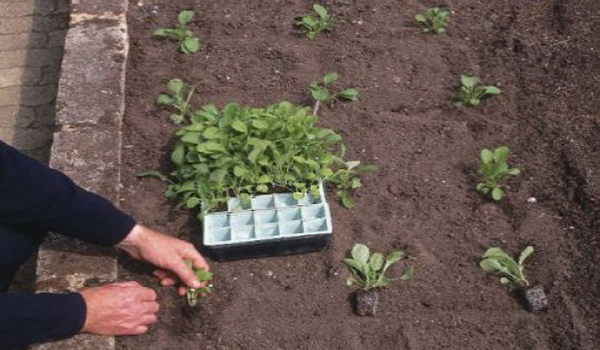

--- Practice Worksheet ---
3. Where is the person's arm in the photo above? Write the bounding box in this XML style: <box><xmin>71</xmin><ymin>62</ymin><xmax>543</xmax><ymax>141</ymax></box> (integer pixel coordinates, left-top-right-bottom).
<box><xmin>0</xmin><ymin>141</ymin><xmax>135</xmax><ymax>245</ymax></box>
<box><xmin>0</xmin><ymin>292</ymin><xmax>86</xmax><ymax>348</ymax></box>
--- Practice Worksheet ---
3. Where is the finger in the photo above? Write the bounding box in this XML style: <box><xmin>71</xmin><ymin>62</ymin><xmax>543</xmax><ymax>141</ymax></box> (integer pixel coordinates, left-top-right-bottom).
<box><xmin>133</xmin><ymin>325</ymin><xmax>148</xmax><ymax>335</ymax></box>
<box><xmin>144</xmin><ymin>301</ymin><xmax>160</xmax><ymax>314</ymax></box>
<box><xmin>141</xmin><ymin>314</ymin><xmax>158</xmax><ymax>325</ymax></box>
<box><xmin>114</xmin><ymin>281</ymin><xmax>140</xmax><ymax>288</ymax></box>
<box><xmin>178</xmin><ymin>286</ymin><xmax>187</xmax><ymax>296</ymax></box>
<box><xmin>135</xmin><ymin>287</ymin><xmax>157</xmax><ymax>301</ymax></box>
<box><xmin>160</xmin><ymin>278</ymin><xmax>176</xmax><ymax>286</ymax></box>
<box><xmin>182</xmin><ymin>247</ymin><xmax>210</xmax><ymax>272</ymax></box>
<box><xmin>167</xmin><ymin>259</ymin><xmax>201</xmax><ymax>289</ymax></box>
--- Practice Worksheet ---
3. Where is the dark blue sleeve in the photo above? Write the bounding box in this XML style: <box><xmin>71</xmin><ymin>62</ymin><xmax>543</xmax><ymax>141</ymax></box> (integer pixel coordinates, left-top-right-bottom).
<box><xmin>0</xmin><ymin>141</ymin><xmax>136</xmax><ymax>246</ymax></box>
<box><xmin>0</xmin><ymin>292</ymin><xmax>86</xmax><ymax>347</ymax></box>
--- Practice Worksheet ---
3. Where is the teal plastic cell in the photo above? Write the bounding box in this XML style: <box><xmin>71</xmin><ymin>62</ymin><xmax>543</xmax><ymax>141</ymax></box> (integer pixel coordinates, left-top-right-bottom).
<box><xmin>256</xmin><ymin>223</ymin><xmax>280</xmax><ymax>238</ymax></box>
<box><xmin>227</xmin><ymin>198</ymin><xmax>251</xmax><ymax>211</ymax></box>
<box><xmin>254</xmin><ymin>210</ymin><xmax>278</xmax><ymax>224</ymax></box>
<box><xmin>205</xmin><ymin>214</ymin><xmax>230</xmax><ymax>229</ymax></box>
<box><xmin>274</xmin><ymin>193</ymin><xmax>298</xmax><ymax>208</ymax></box>
<box><xmin>297</xmin><ymin>193</ymin><xmax>322</xmax><ymax>206</ymax></box>
<box><xmin>280</xmin><ymin>220</ymin><xmax>304</xmax><ymax>235</ymax></box>
<box><xmin>208</xmin><ymin>227</ymin><xmax>231</xmax><ymax>244</ymax></box>
<box><xmin>251</xmin><ymin>195</ymin><xmax>276</xmax><ymax>210</ymax></box>
<box><xmin>232</xmin><ymin>225</ymin><xmax>255</xmax><ymax>241</ymax></box>
<box><xmin>304</xmin><ymin>218</ymin><xmax>328</xmax><ymax>233</ymax></box>
<box><xmin>231</xmin><ymin>211</ymin><xmax>254</xmax><ymax>226</ymax></box>
<box><xmin>278</xmin><ymin>207</ymin><xmax>301</xmax><ymax>221</ymax></box>
<box><xmin>301</xmin><ymin>204</ymin><xmax>326</xmax><ymax>220</ymax></box>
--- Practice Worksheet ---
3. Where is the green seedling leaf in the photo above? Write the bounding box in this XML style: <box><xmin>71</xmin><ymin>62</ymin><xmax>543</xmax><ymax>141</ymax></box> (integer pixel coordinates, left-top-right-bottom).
<box><xmin>137</xmin><ymin>171</ymin><xmax>170</xmax><ymax>183</ymax></box>
<box><xmin>481</xmin><ymin>149</ymin><xmax>494</xmax><ymax>164</ymax></box>
<box><xmin>168</xmin><ymin>79</ymin><xmax>184</xmax><ymax>94</ymax></box>
<box><xmin>178</xmin><ymin>10</ymin><xmax>194</xmax><ymax>25</ymax></box>
<box><xmin>343</xmin><ymin>244</ymin><xmax>412</xmax><ymax>291</ymax></box>
<box><xmin>352</xmin><ymin>244</ymin><xmax>370</xmax><ymax>265</ymax></box>
<box><xmin>313</xmin><ymin>4</ymin><xmax>328</xmax><ymax>19</ymax></box>
<box><xmin>484</xmin><ymin>86</ymin><xmax>501</xmax><ymax>94</ymax></box>
<box><xmin>476</xmin><ymin>146</ymin><xmax>520</xmax><ymax>201</ymax></box>
<box><xmin>341</xmin><ymin>193</ymin><xmax>356</xmax><ymax>208</ymax></box>
<box><xmin>454</xmin><ymin>75</ymin><xmax>500</xmax><ymax>107</ymax></box>
<box><xmin>154</xmin><ymin>10</ymin><xmax>201</xmax><ymax>54</ymax></box>
<box><xmin>461</xmin><ymin>75</ymin><xmax>478</xmax><ymax>88</ymax></box>
<box><xmin>480</xmin><ymin>246</ymin><xmax>532</xmax><ymax>288</ymax></box>
<box><xmin>323</xmin><ymin>72</ymin><xmax>339</xmax><ymax>85</ymax></box>
<box><xmin>415</xmin><ymin>7</ymin><xmax>450</xmax><ymax>34</ymax></box>
<box><xmin>518</xmin><ymin>246</ymin><xmax>534</xmax><ymax>265</ymax></box>
<box><xmin>339</xmin><ymin>88</ymin><xmax>359</xmax><ymax>101</ymax></box>
<box><xmin>491</xmin><ymin>187</ymin><xmax>504</xmax><ymax>200</ymax></box>
<box><xmin>231</xmin><ymin>120</ymin><xmax>248</xmax><ymax>133</ymax></box>
<box><xmin>156</xmin><ymin>94</ymin><xmax>173</xmax><ymax>105</ymax></box>
<box><xmin>295</xmin><ymin>4</ymin><xmax>334</xmax><ymax>39</ymax></box>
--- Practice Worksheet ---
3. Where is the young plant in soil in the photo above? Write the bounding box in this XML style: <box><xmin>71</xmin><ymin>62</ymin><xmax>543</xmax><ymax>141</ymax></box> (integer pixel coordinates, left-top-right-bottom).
<box><xmin>295</xmin><ymin>4</ymin><xmax>334</xmax><ymax>39</ymax></box>
<box><xmin>343</xmin><ymin>244</ymin><xmax>413</xmax><ymax>316</ymax></box>
<box><xmin>414</xmin><ymin>7</ymin><xmax>451</xmax><ymax>34</ymax></box>
<box><xmin>153</xmin><ymin>10</ymin><xmax>200</xmax><ymax>54</ymax></box>
<box><xmin>309</xmin><ymin>72</ymin><xmax>358</xmax><ymax>115</ymax></box>
<box><xmin>453</xmin><ymin>75</ymin><xmax>501</xmax><ymax>107</ymax></box>
<box><xmin>480</xmin><ymin>246</ymin><xmax>547</xmax><ymax>311</ymax></box>
<box><xmin>184</xmin><ymin>261</ymin><xmax>213</xmax><ymax>307</ymax></box>
<box><xmin>140</xmin><ymin>79</ymin><xmax>375</xmax><ymax>214</ymax></box>
<box><xmin>476</xmin><ymin>146</ymin><xmax>520</xmax><ymax>201</ymax></box>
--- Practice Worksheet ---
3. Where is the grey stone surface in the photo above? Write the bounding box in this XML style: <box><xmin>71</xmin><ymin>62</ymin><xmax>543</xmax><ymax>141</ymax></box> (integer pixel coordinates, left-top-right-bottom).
<box><xmin>31</xmin><ymin>0</ymin><xmax>130</xmax><ymax>349</ymax></box>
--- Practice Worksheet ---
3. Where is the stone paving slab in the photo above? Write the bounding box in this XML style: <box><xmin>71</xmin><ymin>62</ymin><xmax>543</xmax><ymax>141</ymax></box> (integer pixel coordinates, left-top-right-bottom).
<box><xmin>31</xmin><ymin>0</ymin><xmax>130</xmax><ymax>349</ymax></box>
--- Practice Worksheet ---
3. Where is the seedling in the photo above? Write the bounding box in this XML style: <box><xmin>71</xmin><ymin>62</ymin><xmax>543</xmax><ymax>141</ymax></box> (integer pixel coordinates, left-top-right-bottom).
<box><xmin>476</xmin><ymin>146</ymin><xmax>520</xmax><ymax>201</ymax></box>
<box><xmin>480</xmin><ymin>246</ymin><xmax>547</xmax><ymax>311</ymax></box>
<box><xmin>343</xmin><ymin>244</ymin><xmax>413</xmax><ymax>316</ymax></box>
<box><xmin>184</xmin><ymin>261</ymin><xmax>213</xmax><ymax>307</ymax></box>
<box><xmin>453</xmin><ymin>75</ymin><xmax>501</xmax><ymax>107</ymax></box>
<box><xmin>414</xmin><ymin>7</ymin><xmax>451</xmax><ymax>34</ymax></box>
<box><xmin>141</xmin><ymin>79</ymin><xmax>375</xmax><ymax>213</ymax></box>
<box><xmin>309</xmin><ymin>72</ymin><xmax>358</xmax><ymax>114</ymax></box>
<box><xmin>295</xmin><ymin>4</ymin><xmax>334</xmax><ymax>39</ymax></box>
<box><xmin>153</xmin><ymin>10</ymin><xmax>200</xmax><ymax>54</ymax></box>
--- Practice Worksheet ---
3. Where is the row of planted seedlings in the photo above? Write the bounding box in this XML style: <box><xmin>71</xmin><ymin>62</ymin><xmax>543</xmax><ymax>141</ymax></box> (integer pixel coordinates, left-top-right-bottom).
<box><xmin>141</xmin><ymin>4</ymin><xmax>547</xmax><ymax>315</ymax></box>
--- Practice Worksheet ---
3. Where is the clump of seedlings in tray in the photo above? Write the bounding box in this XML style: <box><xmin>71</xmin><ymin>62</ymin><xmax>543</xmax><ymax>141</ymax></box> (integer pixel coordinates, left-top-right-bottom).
<box><xmin>343</xmin><ymin>244</ymin><xmax>413</xmax><ymax>316</ymax></box>
<box><xmin>295</xmin><ymin>4</ymin><xmax>334</xmax><ymax>39</ymax></box>
<box><xmin>476</xmin><ymin>146</ymin><xmax>520</xmax><ymax>201</ymax></box>
<box><xmin>184</xmin><ymin>261</ymin><xmax>213</xmax><ymax>307</ymax></box>
<box><xmin>480</xmin><ymin>246</ymin><xmax>547</xmax><ymax>311</ymax></box>
<box><xmin>153</xmin><ymin>10</ymin><xmax>200</xmax><ymax>54</ymax></box>
<box><xmin>140</xmin><ymin>79</ymin><xmax>375</xmax><ymax>214</ymax></box>
<box><xmin>453</xmin><ymin>75</ymin><xmax>501</xmax><ymax>107</ymax></box>
<box><xmin>309</xmin><ymin>72</ymin><xmax>359</xmax><ymax>115</ymax></box>
<box><xmin>414</xmin><ymin>7</ymin><xmax>451</xmax><ymax>34</ymax></box>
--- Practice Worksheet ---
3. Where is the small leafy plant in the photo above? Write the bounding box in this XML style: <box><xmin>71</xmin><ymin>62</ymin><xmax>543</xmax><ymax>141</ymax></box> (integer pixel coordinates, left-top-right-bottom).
<box><xmin>414</xmin><ymin>7</ymin><xmax>451</xmax><ymax>34</ymax></box>
<box><xmin>480</xmin><ymin>246</ymin><xmax>533</xmax><ymax>288</ymax></box>
<box><xmin>480</xmin><ymin>246</ymin><xmax>548</xmax><ymax>311</ymax></box>
<box><xmin>184</xmin><ymin>261</ymin><xmax>213</xmax><ymax>307</ymax></box>
<box><xmin>153</xmin><ymin>10</ymin><xmax>200</xmax><ymax>54</ymax></box>
<box><xmin>141</xmin><ymin>79</ymin><xmax>375</xmax><ymax>214</ymax></box>
<box><xmin>295</xmin><ymin>4</ymin><xmax>334</xmax><ymax>39</ymax></box>
<box><xmin>343</xmin><ymin>244</ymin><xmax>413</xmax><ymax>316</ymax></box>
<box><xmin>309</xmin><ymin>72</ymin><xmax>358</xmax><ymax>114</ymax></box>
<box><xmin>453</xmin><ymin>75</ymin><xmax>501</xmax><ymax>107</ymax></box>
<box><xmin>476</xmin><ymin>146</ymin><xmax>520</xmax><ymax>201</ymax></box>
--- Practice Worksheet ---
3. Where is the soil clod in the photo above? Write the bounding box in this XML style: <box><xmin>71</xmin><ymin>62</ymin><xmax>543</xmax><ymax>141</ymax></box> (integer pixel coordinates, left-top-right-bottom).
<box><xmin>355</xmin><ymin>289</ymin><xmax>379</xmax><ymax>316</ymax></box>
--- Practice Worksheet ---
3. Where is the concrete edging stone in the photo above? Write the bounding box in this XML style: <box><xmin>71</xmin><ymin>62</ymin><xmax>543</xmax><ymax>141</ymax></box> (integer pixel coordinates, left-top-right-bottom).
<box><xmin>33</xmin><ymin>0</ymin><xmax>129</xmax><ymax>349</ymax></box>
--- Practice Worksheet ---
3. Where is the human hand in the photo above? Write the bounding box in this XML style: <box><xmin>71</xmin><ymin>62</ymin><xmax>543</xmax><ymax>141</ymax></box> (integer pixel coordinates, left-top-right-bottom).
<box><xmin>117</xmin><ymin>224</ymin><xmax>210</xmax><ymax>295</ymax></box>
<box><xmin>80</xmin><ymin>282</ymin><xmax>159</xmax><ymax>335</ymax></box>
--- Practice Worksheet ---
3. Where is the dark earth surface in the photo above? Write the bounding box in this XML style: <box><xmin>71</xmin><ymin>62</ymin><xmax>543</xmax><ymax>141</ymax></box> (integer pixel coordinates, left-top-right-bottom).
<box><xmin>118</xmin><ymin>0</ymin><xmax>599</xmax><ymax>349</ymax></box>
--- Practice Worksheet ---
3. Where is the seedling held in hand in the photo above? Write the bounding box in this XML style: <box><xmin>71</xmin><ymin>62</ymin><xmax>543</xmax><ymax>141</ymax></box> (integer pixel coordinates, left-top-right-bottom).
<box><xmin>415</xmin><ymin>7</ymin><xmax>451</xmax><ymax>34</ymax></box>
<box><xmin>153</xmin><ymin>10</ymin><xmax>200</xmax><ymax>54</ymax></box>
<box><xmin>295</xmin><ymin>4</ymin><xmax>334</xmax><ymax>39</ymax></box>
<box><xmin>184</xmin><ymin>260</ymin><xmax>213</xmax><ymax>307</ymax></box>
<box><xmin>454</xmin><ymin>75</ymin><xmax>501</xmax><ymax>107</ymax></box>
<box><xmin>476</xmin><ymin>146</ymin><xmax>520</xmax><ymax>201</ymax></box>
<box><xmin>310</xmin><ymin>72</ymin><xmax>358</xmax><ymax>114</ymax></box>
<box><xmin>343</xmin><ymin>244</ymin><xmax>413</xmax><ymax>316</ymax></box>
<box><xmin>480</xmin><ymin>246</ymin><xmax>547</xmax><ymax>311</ymax></box>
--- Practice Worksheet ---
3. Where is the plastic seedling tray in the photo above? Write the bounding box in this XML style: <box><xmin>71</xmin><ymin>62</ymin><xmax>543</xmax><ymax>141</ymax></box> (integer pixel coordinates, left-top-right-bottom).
<box><xmin>202</xmin><ymin>183</ymin><xmax>332</xmax><ymax>261</ymax></box>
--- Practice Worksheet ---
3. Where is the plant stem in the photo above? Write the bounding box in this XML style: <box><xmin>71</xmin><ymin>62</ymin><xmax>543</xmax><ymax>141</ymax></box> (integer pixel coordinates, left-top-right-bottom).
<box><xmin>312</xmin><ymin>100</ymin><xmax>320</xmax><ymax>115</ymax></box>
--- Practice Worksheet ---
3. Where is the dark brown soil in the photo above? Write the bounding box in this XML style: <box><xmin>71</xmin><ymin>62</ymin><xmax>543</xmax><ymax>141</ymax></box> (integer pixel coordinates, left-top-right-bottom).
<box><xmin>118</xmin><ymin>0</ymin><xmax>599</xmax><ymax>349</ymax></box>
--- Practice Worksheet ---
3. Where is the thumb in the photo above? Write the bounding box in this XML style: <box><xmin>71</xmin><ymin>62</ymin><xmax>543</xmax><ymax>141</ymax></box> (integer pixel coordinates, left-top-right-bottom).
<box><xmin>168</xmin><ymin>259</ymin><xmax>201</xmax><ymax>289</ymax></box>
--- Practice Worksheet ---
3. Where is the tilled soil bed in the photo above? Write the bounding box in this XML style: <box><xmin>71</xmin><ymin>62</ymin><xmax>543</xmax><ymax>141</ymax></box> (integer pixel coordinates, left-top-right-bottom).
<box><xmin>118</xmin><ymin>0</ymin><xmax>599</xmax><ymax>349</ymax></box>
